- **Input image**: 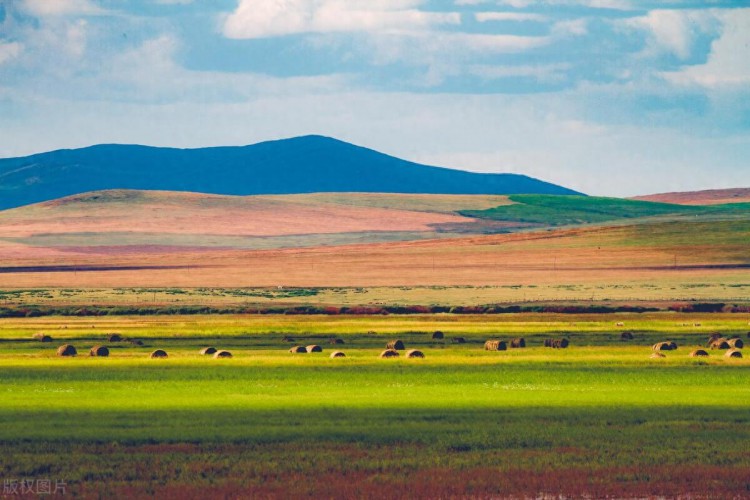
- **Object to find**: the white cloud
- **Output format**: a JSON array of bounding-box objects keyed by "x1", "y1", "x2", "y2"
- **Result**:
[
  {"x1": 20, "y1": 0, "x2": 104, "y2": 17},
  {"x1": 475, "y1": 12, "x2": 547, "y2": 22},
  {"x1": 470, "y1": 62, "x2": 569, "y2": 82},
  {"x1": 223, "y1": 0, "x2": 460, "y2": 39},
  {"x1": 0, "y1": 42, "x2": 23, "y2": 65},
  {"x1": 662, "y1": 9, "x2": 750, "y2": 89},
  {"x1": 458, "y1": 0, "x2": 632, "y2": 9},
  {"x1": 625, "y1": 9, "x2": 720, "y2": 60}
]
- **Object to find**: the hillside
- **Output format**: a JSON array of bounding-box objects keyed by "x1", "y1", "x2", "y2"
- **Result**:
[
  {"x1": 459, "y1": 194, "x2": 750, "y2": 226},
  {"x1": 632, "y1": 188, "x2": 750, "y2": 205},
  {"x1": 0, "y1": 190, "x2": 526, "y2": 251},
  {"x1": 0, "y1": 190, "x2": 748, "y2": 298},
  {"x1": 0, "y1": 135, "x2": 580, "y2": 210}
]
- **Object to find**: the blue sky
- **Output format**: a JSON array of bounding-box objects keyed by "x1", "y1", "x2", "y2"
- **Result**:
[{"x1": 0, "y1": 0, "x2": 748, "y2": 196}]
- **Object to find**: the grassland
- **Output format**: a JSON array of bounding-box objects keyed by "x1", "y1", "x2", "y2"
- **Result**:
[
  {"x1": 460, "y1": 194, "x2": 750, "y2": 226},
  {"x1": 1, "y1": 314, "x2": 749, "y2": 497}
]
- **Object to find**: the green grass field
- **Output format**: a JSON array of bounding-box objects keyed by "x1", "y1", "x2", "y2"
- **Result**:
[
  {"x1": 461, "y1": 194, "x2": 750, "y2": 226},
  {"x1": 2, "y1": 314, "x2": 749, "y2": 497}
]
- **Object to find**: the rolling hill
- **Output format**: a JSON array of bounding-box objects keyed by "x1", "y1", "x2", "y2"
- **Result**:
[
  {"x1": 632, "y1": 188, "x2": 750, "y2": 205},
  {"x1": 0, "y1": 135, "x2": 580, "y2": 210}
]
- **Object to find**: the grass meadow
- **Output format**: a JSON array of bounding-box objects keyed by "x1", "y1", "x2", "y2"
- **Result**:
[{"x1": 1, "y1": 314, "x2": 749, "y2": 497}]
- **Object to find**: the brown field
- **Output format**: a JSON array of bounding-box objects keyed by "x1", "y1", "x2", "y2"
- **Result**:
[
  {"x1": 0, "y1": 190, "x2": 506, "y2": 238},
  {"x1": 0, "y1": 219, "x2": 747, "y2": 291},
  {"x1": 633, "y1": 187, "x2": 750, "y2": 205}
]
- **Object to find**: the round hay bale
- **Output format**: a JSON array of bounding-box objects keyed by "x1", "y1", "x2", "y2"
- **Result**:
[
  {"x1": 56, "y1": 344, "x2": 77, "y2": 357},
  {"x1": 306, "y1": 345, "x2": 322, "y2": 353},
  {"x1": 650, "y1": 352, "x2": 666, "y2": 359},
  {"x1": 150, "y1": 349, "x2": 168, "y2": 359},
  {"x1": 386, "y1": 340, "x2": 405, "y2": 350},
  {"x1": 200, "y1": 347, "x2": 217, "y2": 355},
  {"x1": 289, "y1": 346, "x2": 306, "y2": 354},
  {"x1": 89, "y1": 345, "x2": 109, "y2": 357},
  {"x1": 510, "y1": 338, "x2": 526, "y2": 348},
  {"x1": 406, "y1": 349, "x2": 424, "y2": 359},
  {"x1": 213, "y1": 350, "x2": 232, "y2": 359},
  {"x1": 689, "y1": 349, "x2": 709, "y2": 358},
  {"x1": 380, "y1": 349, "x2": 399, "y2": 358},
  {"x1": 33, "y1": 333, "x2": 52, "y2": 343},
  {"x1": 652, "y1": 342, "x2": 670, "y2": 351},
  {"x1": 727, "y1": 338, "x2": 744, "y2": 349},
  {"x1": 432, "y1": 331, "x2": 444, "y2": 340},
  {"x1": 484, "y1": 340, "x2": 507, "y2": 351},
  {"x1": 330, "y1": 351, "x2": 346, "y2": 358},
  {"x1": 620, "y1": 332, "x2": 634, "y2": 340},
  {"x1": 451, "y1": 337, "x2": 466, "y2": 344},
  {"x1": 544, "y1": 338, "x2": 554, "y2": 347},
  {"x1": 725, "y1": 349, "x2": 743, "y2": 359},
  {"x1": 555, "y1": 338, "x2": 570, "y2": 349},
  {"x1": 616, "y1": 322, "x2": 624, "y2": 327},
  {"x1": 707, "y1": 332, "x2": 722, "y2": 343},
  {"x1": 107, "y1": 333, "x2": 123, "y2": 342},
  {"x1": 710, "y1": 338, "x2": 730, "y2": 350},
  {"x1": 329, "y1": 338, "x2": 345, "y2": 345}
]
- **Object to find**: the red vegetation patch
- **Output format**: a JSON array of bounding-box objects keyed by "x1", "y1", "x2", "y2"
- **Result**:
[{"x1": 76, "y1": 464, "x2": 750, "y2": 499}]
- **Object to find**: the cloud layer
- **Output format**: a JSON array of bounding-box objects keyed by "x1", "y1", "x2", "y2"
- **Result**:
[{"x1": 0, "y1": 0, "x2": 748, "y2": 196}]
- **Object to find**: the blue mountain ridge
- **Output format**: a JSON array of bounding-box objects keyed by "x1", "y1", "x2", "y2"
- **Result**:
[{"x1": 0, "y1": 135, "x2": 581, "y2": 210}]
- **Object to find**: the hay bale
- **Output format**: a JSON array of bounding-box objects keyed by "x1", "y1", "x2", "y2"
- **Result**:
[
  {"x1": 452, "y1": 337, "x2": 466, "y2": 344},
  {"x1": 289, "y1": 346, "x2": 306, "y2": 354},
  {"x1": 129, "y1": 339, "x2": 144, "y2": 346},
  {"x1": 330, "y1": 351, "x2": 346, "y2": 358},
  {"x1": 554, "y1": 338, "x2": 570, "y2": 349},
  {"x1": 89, "y1": 345, "x2": 109, "y2": 357},
  {"x1": 694, "y1": 323, "x2": 701, "y2": 327},
  {"x1": 710, "y1": 338, "x2": 731, "y2": 350},
  {"x1": 616, "y1": 322, "x2": 624, "y2": 327},
  {"x1": 432, "y1": 331, "x2": 444, "y2": 340},
  {"x1": 33, "y1": 333, "x2": 52, "y2": 343},
  {"x1": 379, "y1": 349, "x2": 399, "y2": 358},
  {"x1": 200, "y1": 347, "x2": 217, "y2": 355},
  {"x1": 708, "y1": 332, "x2": 722, "y2": 342},
  {"x1": 510, "y1": 338, "x2": 526, "y2": 348},
  {"x1": 386, "y1": 340, "x2": 405, "y2": 350},
  {"x1": 650, "y1": 352, "x2": 666, "y2": 359},
  {"x1": 329, "y1": 338, "x2": 345, "y2": 345},
  {"x1": 107, "y1": 333, "x2": 123, "y2": 342},
  {"x1": 544, "y1": 338, "x2": 554, "y2": 347},
  {"x1": 484, "y1": 340, "x2": 507, "y2": 351},
  {"x1": 689, "y1": 349, "x2": 709, "y2": 357},
  {"x1": 56, "y1": 344, "x2": 77, "y2": 357},
  {"x1": 306, "y1": 345, "x2": 322, "y2": 353},
  {"x1": 725, "y1": 349, "x2": 743, "y2": 359},
  {"x1": 727, "y1": 338, "x2": 744, "y2": 349},
  {"x1": 150, "y1": 349, "x2": 168, "y2": 359},
  {"x1": 652, "y1": 342, "x2": 674, "y2": 351},
  {"x1": 406, "y1": 349, "x2": 424, "y2": 359},
  {"x1": 213, "y1": 350, "x2": 233, "y2": 359},
  {"x1": 620, "y1": 332, "x2": 634, "y2": 340},
  {"x1": 667, "y1": 341, "x2": 677, "y2": 350}
]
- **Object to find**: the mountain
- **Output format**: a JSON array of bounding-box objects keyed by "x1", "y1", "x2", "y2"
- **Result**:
[
  {"x1": 0, "y1": 135, "x2": 580, "y2": 210},
  {"x1": 632, "y1": 188, "x2": 750, "y2": 206}
]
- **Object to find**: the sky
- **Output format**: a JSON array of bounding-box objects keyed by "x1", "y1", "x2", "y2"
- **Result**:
[{"x1": 0, "y1": 0, "x2": 748, "y2": 196}]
